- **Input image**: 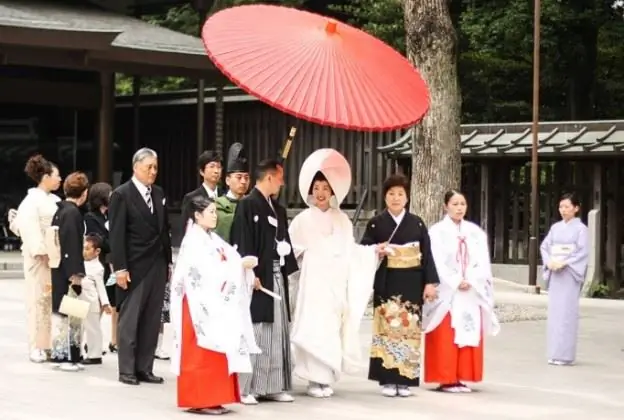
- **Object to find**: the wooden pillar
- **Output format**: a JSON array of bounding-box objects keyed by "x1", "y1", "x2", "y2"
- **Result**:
[
  {"x1": 97, "y1": 71, "x2": 114, "y2": 183},
  {"x1": 492, "y1": 162, "x2": 508, "y2": 263},
  {"x1": 479, "y1": 163, "x2": 493, "y2": 253},
  {"x1": 215, "y1": 86, "x2": 224, "y2": 157},
  {"x1": 132, "y1": 76, "x2": 141, "y2": 150},
  {"x1": 604, "y1": 162, "x2": 620, "y2": 289},
  {"x1": 591, "y1": 162, "x2": 605, "y2": 283}
]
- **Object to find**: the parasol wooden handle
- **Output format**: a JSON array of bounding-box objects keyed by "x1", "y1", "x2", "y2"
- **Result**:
[{"x1": 281, "y1": 126, "x2": 297, "y2": 160}]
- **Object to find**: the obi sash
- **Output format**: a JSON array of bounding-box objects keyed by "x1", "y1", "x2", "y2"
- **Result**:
[{"x1": 386, "y1": 242, "x2": 422, "y2": 269}]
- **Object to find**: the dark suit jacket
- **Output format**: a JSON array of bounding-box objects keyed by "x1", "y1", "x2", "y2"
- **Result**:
[
  {"x1": 108, "y1": 180, "x2": 172, "y2": 307},
  {"x1": 84, "y1": 210, "x2": 111, "y2": 281},
  {"x1": 180, "y1": 185, "x2": 220, "y2": 233}
]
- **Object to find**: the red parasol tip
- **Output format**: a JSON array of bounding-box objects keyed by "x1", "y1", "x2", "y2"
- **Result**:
[{"x1": 325, "y1": 20, "x2": 337, "y2": 35}]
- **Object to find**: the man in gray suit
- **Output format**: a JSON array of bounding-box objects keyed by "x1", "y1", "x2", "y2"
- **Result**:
[{"x1": 109, "y1": 148, "x2": 172, "y2": 385}]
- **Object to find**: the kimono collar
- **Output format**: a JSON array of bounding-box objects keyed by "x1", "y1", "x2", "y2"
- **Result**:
[
  {"x1": 443, "y1": 215, "x2": 465, "y2": 233},
  {"x1": 387, "y1": 209, "x2": 406, "y2": 225}
]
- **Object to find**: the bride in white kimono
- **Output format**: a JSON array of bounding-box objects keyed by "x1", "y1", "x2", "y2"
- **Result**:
[
  {"x1": 289, "y1": 148, "x2": 385, "y2": 398},
  {"x1": 423, "y1": 190, "x2": 500, "y2": 393},
  {"x1": 170, "y1": 196, "x2": 261, "y2": 415}
]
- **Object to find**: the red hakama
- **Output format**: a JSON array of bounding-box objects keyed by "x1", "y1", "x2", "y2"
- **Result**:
[
  {"x1": 423, "y1": 313, "x2": 483, "y2": 384},
  {"x1": 177, "y1": 297, "x2": 241, "y2": 408}
]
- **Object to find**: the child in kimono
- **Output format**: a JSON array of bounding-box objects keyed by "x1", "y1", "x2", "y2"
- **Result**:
[
  {"x1": 540, "y1": 192, "x2": 589, "y2": 366},
  {"x1": 81, "y1": 234, "x2": 112, "y2": 365}
]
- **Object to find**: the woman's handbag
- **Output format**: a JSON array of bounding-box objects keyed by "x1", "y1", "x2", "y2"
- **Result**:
[
  {"x1": 45, "y1": 226, "x2": 61, "y2": 269},
  {"x1": 59, "y1": 294, "x2": 90, "y2": 319}
]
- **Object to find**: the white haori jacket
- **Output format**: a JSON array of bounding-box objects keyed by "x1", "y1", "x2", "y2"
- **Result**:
[
  {"x1": 170, "y1": 224, "x2": 261, "y2": 376},
  {"x1": 423, "y1": 216, "x2": 500, "y2": 347}
]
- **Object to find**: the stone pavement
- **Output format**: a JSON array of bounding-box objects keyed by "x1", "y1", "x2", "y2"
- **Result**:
[{"x1": 2, "y1": 278, "x2": 624, "y2": 420}]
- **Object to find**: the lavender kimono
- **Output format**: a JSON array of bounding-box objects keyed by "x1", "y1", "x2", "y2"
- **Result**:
[{"x1": 540, "y1": 217, "x2": 589, "y2": 363}]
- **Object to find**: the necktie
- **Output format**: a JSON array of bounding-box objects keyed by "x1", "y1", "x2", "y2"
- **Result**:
[{"x1": 145, "y1": 187, "x2": 153, "y2": 213}]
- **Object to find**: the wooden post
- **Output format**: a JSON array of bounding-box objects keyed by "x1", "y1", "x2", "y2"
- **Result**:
[
  {"x1": 215, "y1": 86, "x2": 224, "y2": 157},
  {"x1": 132, "y1": 76, "x2": 141, "y2": 150},
  {"x1": 196, "y1": 4, "x2": 208, "y2": 168},
  {"x1": 97, "y1": 71, "x2": 114, "y2": 183}
]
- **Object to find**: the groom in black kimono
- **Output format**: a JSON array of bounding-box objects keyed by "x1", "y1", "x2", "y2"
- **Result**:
[{"x1": 229, "y1": 159, "x2": 298, "y2": 404}]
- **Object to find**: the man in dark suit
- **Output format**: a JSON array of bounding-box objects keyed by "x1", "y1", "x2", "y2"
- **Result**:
[
  {"x1": 109, "y1": 147, "x2": 172, "y2": 386},
  {"x1": 180, "y1": 150, "x2": 222, "y2": 232}
]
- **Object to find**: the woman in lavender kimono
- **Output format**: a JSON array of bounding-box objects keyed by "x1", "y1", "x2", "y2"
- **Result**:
[{"x1": 540, "y1": 192, "x2": 589, "y2": 366}]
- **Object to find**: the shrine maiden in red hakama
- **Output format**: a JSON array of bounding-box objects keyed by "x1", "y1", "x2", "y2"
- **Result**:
[
  {"x1": 170, "y1": 196, "x2": 260, "y2": 415},
  {"x1": 423, "y1": 190, "x2": 500, "y2": 393}
]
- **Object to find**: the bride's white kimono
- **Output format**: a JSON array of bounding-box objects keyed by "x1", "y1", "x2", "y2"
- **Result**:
[
  {"x1": 289, "y1": 206, "x2": 378, "y2": 384},
  {"x1": 424, "y1": 216, "x2": 500, "y2": 347},
  {"x1": 170, "y1": 224, "x2": 261, "y2": 377}
]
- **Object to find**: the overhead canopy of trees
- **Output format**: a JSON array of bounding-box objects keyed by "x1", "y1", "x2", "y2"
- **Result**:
[{"x1": 117, "y1": 0, "x2": 624, "y2": 124}]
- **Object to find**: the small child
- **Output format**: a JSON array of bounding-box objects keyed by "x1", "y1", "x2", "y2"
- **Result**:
[{"x1": 81, "y1": 234, "x2": 112, "y2": 365}]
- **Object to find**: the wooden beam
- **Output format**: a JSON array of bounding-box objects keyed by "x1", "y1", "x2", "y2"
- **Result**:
[
  {"x1": 0, "y1": 76, "x2": 99, "y2": 108},
  {"x1": 0, "y1": 27, "x2": 120, "y2": 51},
  {"x1": 0, "y1": 44, "x2": 220, "y2": 79}
]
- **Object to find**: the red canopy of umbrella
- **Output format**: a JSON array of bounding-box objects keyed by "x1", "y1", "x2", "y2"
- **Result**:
[{"x1": 202, "y1": 5, "x2": 429, "y2": 132}]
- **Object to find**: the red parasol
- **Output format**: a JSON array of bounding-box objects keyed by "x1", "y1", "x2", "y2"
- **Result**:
[{"x1": 202, "y1": 5, "x2": 429, "y2": 132}]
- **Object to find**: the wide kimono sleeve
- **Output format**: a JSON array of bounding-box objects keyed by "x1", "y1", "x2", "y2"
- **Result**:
[
  {"x1": 417, "y1": 217, "x2": 440, "y2": 285},
  {"x1": 563, "y1": 223, "x2": 589, "y2": 281},
  {"x1": 229, "y1": 198, "x2": 259, "y2": 276},
  {"x1": 539, "y1": 225, "x2": 554, "y2": 280},
  {"x1": 279, "y1": 205, "x2": 299, "y2": 277},
  {"x1": 17, "y1": 198, "x2": 47, "y2": 256},
  {"x1": 288, "y1": 212, "x2": 306, "y2": 260},
  {"x1": 360, "y1": 217, "x2": 378, "y2": 246},
  {"x1": 428, "y1": 223, "x2": 462, "y2": 291},
  {"x1": 108, "y1": 190, "x2": 128, "y2": 272}
]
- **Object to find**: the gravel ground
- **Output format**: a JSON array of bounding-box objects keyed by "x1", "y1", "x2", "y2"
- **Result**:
[{"x1": 361, "y1": 302, "x2": 548, "y2": 323}]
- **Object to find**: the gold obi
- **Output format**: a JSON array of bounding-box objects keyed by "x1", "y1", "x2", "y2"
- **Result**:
[{"x1": 386, "y1": 244, "x2": 422, "y2": 269}]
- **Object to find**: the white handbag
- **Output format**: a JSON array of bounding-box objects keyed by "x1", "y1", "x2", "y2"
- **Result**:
[
  {"x1": 45, "y1": 226, "x2": 61, "y2": 269},
  {"x1": 59, "y1": 295, "x2": 90, "y2": 319}
]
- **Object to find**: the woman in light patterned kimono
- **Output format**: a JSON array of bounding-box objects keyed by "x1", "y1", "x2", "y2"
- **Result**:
[
  {"x1": 540, "y1": 192, "x2": 589, "y2": 366},
  {"x1": 10, "y1": 155, "x2": 62, "y2": 363}
]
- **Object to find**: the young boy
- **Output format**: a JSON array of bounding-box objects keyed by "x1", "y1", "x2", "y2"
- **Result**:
[{"x1": 81, "y1": 234, "x2": 112, "y2": 365}]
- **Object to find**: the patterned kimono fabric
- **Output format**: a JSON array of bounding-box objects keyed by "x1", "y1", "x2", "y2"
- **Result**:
[
  {"x1": 240, "y1": 261, "x2": 292, "y2": 396},
  {"x1": 540, "y1": 218, "x2": 589, "y2": 365},
  {"x1": 50, "y1": 287, "x2": 83, "y2": 366},
  {"x1": 361, "y1": 211, "x2": 439, "y2": 390},
  {"x1": 15, "y1": 189, "x2": 59, "y2": 358}
]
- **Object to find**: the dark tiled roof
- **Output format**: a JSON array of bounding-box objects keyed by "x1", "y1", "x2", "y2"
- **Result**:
[
  {"x1": 0, "y1": 0, "x2": 205, "y2": 55},
  {"x1": 378, "y1": 121, "x2": 624, "y2": 158}
]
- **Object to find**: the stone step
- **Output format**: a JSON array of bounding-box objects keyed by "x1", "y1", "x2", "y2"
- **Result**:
[{"x1": 0, "y1": 270, "x2": 23, "y2": 279}]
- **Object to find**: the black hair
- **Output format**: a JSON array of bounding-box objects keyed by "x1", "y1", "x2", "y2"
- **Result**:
[
  {"x1": 255, "y1": 159, "x2": 283, "y2": 181},
  {"x1": 382, "y1": 173, "x2": 409, "y2": 197},
  {"x1": 308, "y1": 171, "x2": 334, "y2": 195},
  {"x1": 88, "y1": 182, "x2": 112, "y2": 212},
  {"x1": 197, "y1": 150, "x2": 222, "y2": 171},
  {"x1": 189, "y1": 196, "x2": 215, "y2": 222},
  {"x1": 443, "y1": 189, "x2": 465, "y2": 205},
  {"x1": 559, "y1": 192, "x2": 581, "y2": 207},
  {"x1": 24, "y1": 154, "x2": 57, "y2": 184},
  {"x1": 84, "y1": 233, "x2": 103, "y2": 250}
]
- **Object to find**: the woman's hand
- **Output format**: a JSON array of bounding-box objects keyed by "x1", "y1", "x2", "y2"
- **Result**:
[
  {"x1": 253, "y1": 278, "x2": 262, "y2": 290},
  {"x1": 375, "y1": 242, "x2": 389, "y2": 256},
  {"x1": 423, "y1": 284, "x2": 438, "y2": 302},
  {"x1": 458, "y1": 281, "x2": 471, "y2": 291}
]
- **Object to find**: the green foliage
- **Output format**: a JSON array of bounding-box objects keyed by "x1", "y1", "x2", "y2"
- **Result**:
[
  {"x1": 329, "y1": 0, "x2": 405, "y2": 54},
  {"x1": 590, "y1": 283, "x2": 611, "y2": 299}
]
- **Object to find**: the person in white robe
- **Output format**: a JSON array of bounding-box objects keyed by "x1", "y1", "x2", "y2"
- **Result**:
[
  {"x1": 423, "y1": 189, "x2": 500, "y2": 393},
  {"x1": 289, "y1": 148, "x2": 386, "y2": 398},
  {"x1": 170, "y1": 196, "x2": 261, "y2": 415}
]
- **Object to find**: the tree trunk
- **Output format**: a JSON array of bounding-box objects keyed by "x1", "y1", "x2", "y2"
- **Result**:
[{"x1": 403, "y1": 0, "x2": 462, "y2": 227}]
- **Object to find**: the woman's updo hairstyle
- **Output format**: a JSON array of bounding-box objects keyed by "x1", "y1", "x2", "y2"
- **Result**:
[
  {"x1": 189, "y1": 196, "x2": 214, "y2": 222},
  {"x1": 24, "y1": 154, "x2": 56, "y2": 184},
  {"x1": 308, "y1": 171, "x2": 334, "y2": 196},
  {"x1": 382, "y1": 173, "x2": 409, "y2": 197},
  {"x1": 559, "y1": 192, "x2": 581, "y2": 208},
  {"x1": 443, "y1": 189, "x2": 465, "y2": 205}
]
